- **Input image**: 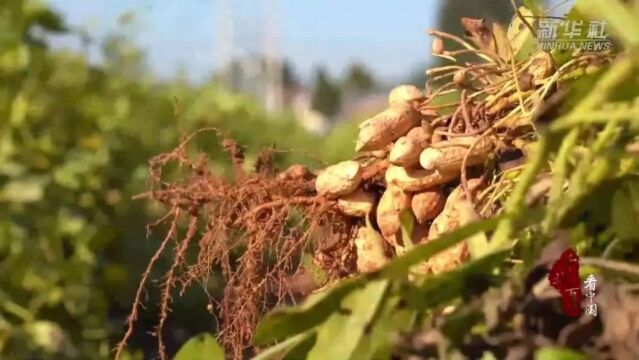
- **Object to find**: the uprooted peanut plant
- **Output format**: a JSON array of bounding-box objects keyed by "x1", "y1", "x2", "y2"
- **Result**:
[{"x1": 117, "y1": 2, "x2": 639, "y2": 359}]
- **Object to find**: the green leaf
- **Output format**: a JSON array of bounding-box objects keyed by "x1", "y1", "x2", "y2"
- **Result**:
[
  {"x1": 612, "y1": 187, "x2": 639, "y2": 240},
  {"x1": 25, "y1": 3, "x2": 67, "y2": 32},
  {"x1": 577, "y1": 0, "x2": 639, "y2": 49},
  {"x1": 459, "y1": 196, "x2": 490, "y2": 259},
  {"x1": 507, "y1": 7, "x2": 538, "y2": 61},
  {"x1": 378, "y1": 217, "x2": 502, "y2": 279},
  {"x1": 9, "y1": 93, "x2": 29, "y2": 126},
  {"x1": 523, "y1": 0, "x2": 543, "y2": 15},
  {"x1": 550, "y1": 3, "x2": 589, "y2": 65},
  {"x1": 535, "y1": 347, "x2": 587, "y2": 360},
  {"x1": 301, "y1": 253, "x2": 327, "y2": 286},
  {"x1": 480, "y1": 351, "x2": 498, "y2": 360},
  {"x1": 255, "y1": 217, "x2": 501, "y2": 344},
  {"x1": 25, "y1": 321, "x2": 66, "y2": 353},
  {"x1": 404, "y1": 250, "x2": 509, "y2": 310},
  {"x1": 352, "y1": 291, "x2": 416, "y2": 360},
  {"x1": 306, "y1": 279, "x2": 388, "y2": 360},
  {"x1": 399, "y1": 209, "x2": 414, "y2": 250},
  {"x1": 254, "y1": 277, "x2": 366, "y2": 344},
  {"x1": 251, "y1": 331, "x2": 315, "y2": 360},
  {"x1": 281, "y1": 333, "x2": 317, "y2": 360},
  {"x1": 441, "y1": 305, "x2": 484, "y2": 348},
  {"x1": 174, "y1": 333, "x2": 224, "y2": 360},
  {"x1": 0, "y1": 177, "x2": 47, "y2": 203}
]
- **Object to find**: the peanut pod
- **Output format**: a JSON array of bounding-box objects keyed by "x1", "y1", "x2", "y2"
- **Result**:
[
  {"x1": 427, "y1": 181, "x2": 482, "y2": 274},
  {"x1": 385, "y1": 164, "x2": 458, "y2": 192},
  {"x1": 388, "y1": 84, "x2": 424, "y2": 107},
  {"x1": 411, "y1": 187, "x2": 446, "y2": 224},
  {"x1": 356, "y1": 104, "x2": 420, "y2": 152},
  {"x1": 315, "y1": 160, "x2": 362, "y2": 198},
  {"x1": 277, "y1": 164, "x2": 312, "y2": 181},
  {"x1": 420, "y1": 136, "x2": 493, "y2": 172},
  {"x1": 354, "y1": 226, "x2": 388, "y2": 273},
  {"x1": 337, "y1": 189, "x2": 376, "y2": 217},
  {"x1": 389, "y1": 127, "x2": 431, "y2": 167},
  {"x1": 376, "y1": 185, "x2": 411, "y2": 243}
]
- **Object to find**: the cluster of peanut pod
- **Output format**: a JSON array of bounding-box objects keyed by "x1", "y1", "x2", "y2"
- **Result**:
[{"x1": 315, "y1": 85, "x2": 494, "y2": 275}]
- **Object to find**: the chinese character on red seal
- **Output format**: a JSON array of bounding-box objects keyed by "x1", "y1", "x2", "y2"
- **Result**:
[{"x1": 548, "y1": 248, "x2": 582, "y2": 317}]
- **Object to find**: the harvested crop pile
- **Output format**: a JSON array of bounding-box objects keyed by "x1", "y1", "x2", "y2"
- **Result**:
[{"x1": 117, "y1": 3, "x2": 639, "y2": 360}]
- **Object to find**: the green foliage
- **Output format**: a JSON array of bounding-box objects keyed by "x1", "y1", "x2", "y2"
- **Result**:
[
  {"x1": 321, "y1": 117, "x2": 359, "y2": 163},
  {"x1": 535, "y1": 347, "x2": 588, "y2": 360},
  {"x1": 252, "y1": 218, "x2": 501, "y2": 359},
  {"x1": 506, "y1": 7, "x2": 538, "y2": 61},
  {"x1": 577, "y1": 0, "x2": 639, "y2": 48},
  {"x1": 306, "y1": 279, "x2": 388, "y2": 360},
  {"x1": 0, "y1": 1, "x2": 342, "y2": 358},
  {"x1": 173, "y1": 333, "x2": 224, "y2": 360}
]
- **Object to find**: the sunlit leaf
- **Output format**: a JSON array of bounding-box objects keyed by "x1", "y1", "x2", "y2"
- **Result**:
[
  {"x1": 535, "y1": 347, "x2": 587, "y2": 360},
  {"x1": 351, "y1": 291, "x2": 416, "y2": 360},
  {"x1": 523, "y1": 0, "x2": 543, "y2": 16},
  {"x1": 378, "y1": 217, "x2": 502, "y2": 279},
  {"x1": 254, "y1": 277, "x2": 365, "y2": 344},
  {"x1": 0, "y1": 177, "x2": 47, "y2": 203},
  {"x1": 255, "y1": 217, "x2": 501, "y2": 344},
  {"x1": 507, "y1": 7, "x2": 538, "y2": 61},
  {"x1": 306, "y1": 280, "x2": 388, "y2": 360},
  {"x1": 25, "y1": 321, "x2": 66, "y2": 353},
  {"x1": 9, "y1": 93, "x2": 28, "y2": 126},
  {"x1": 404, "y1": 250, "x2": 509, "y2": 310},
  {"x1": 577, "y1": 0, "x2": 639, "y2": 49},
  {"x1": 612, "y1": 182, "x2": 639, "y2": 241},
  {"x1": 174, "y1": 333, "x2": 224, "y2": 360},
  {"x1": 249, "y1": 331, "x2": 312, "y2": 360}
]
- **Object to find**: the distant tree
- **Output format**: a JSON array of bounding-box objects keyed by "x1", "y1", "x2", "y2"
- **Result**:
[
  {"x1": 281, "y1": 60, "x2": 299, "y2": 90},
  {"x1": 343, "y1": 62, "x2": 375, "y2": 93},
  {"x1": 311, "y1": 67, "x2": 342, "y2": 118},
  {"x1": 212, "y1": 58, "x2": 248, "y2": 92}
]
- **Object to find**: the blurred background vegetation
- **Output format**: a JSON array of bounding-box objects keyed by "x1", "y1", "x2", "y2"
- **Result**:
[{"x1": 0, "y1": 0, "x2": 522, "y2": 358}]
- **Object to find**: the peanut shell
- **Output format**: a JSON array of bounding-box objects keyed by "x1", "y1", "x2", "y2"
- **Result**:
[
  {"x1": 388, "y1": 85, "x2": 424, "y2": 107},
  {"x1": 376, "y1": 185, "x2": 411, "y2": 241},
  {"x1": 420, "y1": 137, "x2": 493, "y2": 172},
  {"x1": 411, "y1": 188, "x2": 446, "y2": 224},
  {"x1": 337, "y1": 189, "x2": 376, "y2": 217},
  {"x1": 385, "y1": 165, "x2": 458, "y2": 192},
  {"x1": 315, "y1": 160, "x2": 362, "y2": 198},
  {"x1": 354, "y1": 227, "x2": 388, "y2": 273},
  {"x1": 427, "y1": 181, "x2": 483, "y2": 274},
  {"x1": 356, "y1": 104, "x2": 420, "y2": 152}
]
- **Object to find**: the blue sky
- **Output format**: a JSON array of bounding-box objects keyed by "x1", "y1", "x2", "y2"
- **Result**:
[{"x1": 46, "y1": 0, "x2": 442, "y2": 83}]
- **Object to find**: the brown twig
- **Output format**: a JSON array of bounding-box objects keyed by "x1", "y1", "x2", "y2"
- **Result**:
[
  {"x1": 243, "y1": 196, "x2": 328, "y2": 221},
  {"x1": 460, "y1": 129, "x2": 494, "y2": 210},
  {"x1": 448, "y1": 107, "x2": 463, "y2": 133},
  {"x1": 460, "y1": 90, "x2": 475, "y2": 132},
  {"x1": 156, "y1": 216, "x2": 199, "y2": 360},
  {"x1": 115, "y1": 209, "x2": 181, "y2": 360}
]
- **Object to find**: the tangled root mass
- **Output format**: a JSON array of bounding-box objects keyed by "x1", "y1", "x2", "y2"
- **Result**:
[{"x1": 115, "y1": 130, "x2": 367, "y2": 359}]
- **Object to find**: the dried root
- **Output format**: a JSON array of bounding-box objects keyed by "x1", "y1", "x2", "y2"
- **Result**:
[{"x1": 116, "y1": 133, "x2": 361, "y2": 359}]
